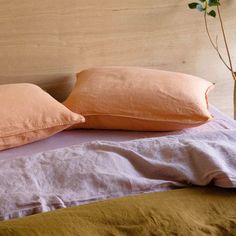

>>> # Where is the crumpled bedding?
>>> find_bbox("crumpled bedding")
[1,187,236,236]
[0,129,236,220]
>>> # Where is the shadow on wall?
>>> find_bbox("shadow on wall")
[0,74,76,102]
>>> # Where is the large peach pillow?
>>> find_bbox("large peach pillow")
[64,67,213,131]
[0,83,85,150]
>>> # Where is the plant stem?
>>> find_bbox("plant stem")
[203,12,231,71]
[234,77,236,119]
[217,6,236,81]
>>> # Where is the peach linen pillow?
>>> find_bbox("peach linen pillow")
[63,67,213,131]
[0,83,85,151]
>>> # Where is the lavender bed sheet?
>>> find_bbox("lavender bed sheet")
[1,106,235,160]
[1,106,236,220]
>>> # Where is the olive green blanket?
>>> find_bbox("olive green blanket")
[0,187,236,236]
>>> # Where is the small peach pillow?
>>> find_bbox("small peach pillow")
[0,83,85,150]
[64,67,213,131]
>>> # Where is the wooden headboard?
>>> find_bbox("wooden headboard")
[0,0,235,115]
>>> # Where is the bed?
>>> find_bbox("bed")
[0,105,236,235]
[0,1,236,235]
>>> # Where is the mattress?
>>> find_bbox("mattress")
[1,106,235,161]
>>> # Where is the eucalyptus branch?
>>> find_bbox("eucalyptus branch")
[216,6,236,81]
[215,35,218,50]
[204,11,231,71]
[188,0,236,81]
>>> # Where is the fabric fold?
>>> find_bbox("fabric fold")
[0,129,236,220]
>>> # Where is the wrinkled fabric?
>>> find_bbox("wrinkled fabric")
[0,129,236,220]
[1,187,236,236]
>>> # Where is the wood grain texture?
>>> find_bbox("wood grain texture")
[0,0,235,115]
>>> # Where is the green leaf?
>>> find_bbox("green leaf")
[208,10,217,17]
[208,0,221,7]
[188,2,199,9]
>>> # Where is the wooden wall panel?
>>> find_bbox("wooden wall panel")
[0,0,235,115]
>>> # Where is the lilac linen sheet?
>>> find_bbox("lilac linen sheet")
[1,106,235,160]
[0,106,236,220]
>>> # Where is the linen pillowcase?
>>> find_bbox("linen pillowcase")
[0,83,85,150]
[63,67,214,131]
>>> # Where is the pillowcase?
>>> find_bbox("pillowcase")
[0,83,85,151]
[63,67,213,131]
